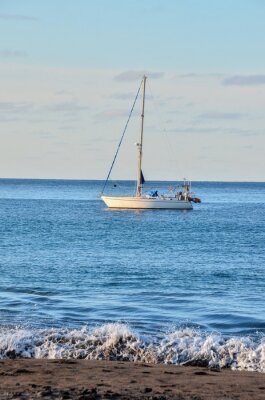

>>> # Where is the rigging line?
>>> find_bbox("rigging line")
[101,79,143,194]
[147,80,180,180]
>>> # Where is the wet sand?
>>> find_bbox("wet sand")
[0,360,264,399]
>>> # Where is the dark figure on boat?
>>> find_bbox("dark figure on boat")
[149,190,158,197]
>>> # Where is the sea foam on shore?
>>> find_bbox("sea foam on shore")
[0,323,264,372]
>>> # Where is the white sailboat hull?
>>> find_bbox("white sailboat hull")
[101,196,193,210]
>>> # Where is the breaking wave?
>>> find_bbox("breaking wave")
[0,323,265,372]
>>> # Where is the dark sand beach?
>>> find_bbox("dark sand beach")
[0,360,264,399]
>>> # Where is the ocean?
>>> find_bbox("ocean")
[0,179,265,371]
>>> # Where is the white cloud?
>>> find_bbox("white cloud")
[0,101,33,114]
[223,75,265,86]
[110,92,135,100]
[178,73,224,79]
[55,90,74,97]
[114,70,164,82]
[0,14,38,21]
[46,100,88,113]
[0,64,264,180]
[167,127,260,136]
[0,49,28,58]
[199,112,245,120]
[94,109,130,122]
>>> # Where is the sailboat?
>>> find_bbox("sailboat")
[101,76,201,209]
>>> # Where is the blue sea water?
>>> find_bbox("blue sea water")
[0,179,265,370]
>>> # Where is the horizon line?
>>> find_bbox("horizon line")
[0,177,264,184]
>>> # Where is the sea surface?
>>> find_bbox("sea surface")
[0,179,265,371]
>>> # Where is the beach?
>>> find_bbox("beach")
[0,360,265,399]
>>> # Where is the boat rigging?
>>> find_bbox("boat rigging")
[101,76,201,209]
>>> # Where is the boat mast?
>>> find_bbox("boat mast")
[136,75,146,197]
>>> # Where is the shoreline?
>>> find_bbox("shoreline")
[0,360,265,399]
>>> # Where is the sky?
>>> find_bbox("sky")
[0,0,265,181]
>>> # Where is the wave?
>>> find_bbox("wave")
[0,323,264,372]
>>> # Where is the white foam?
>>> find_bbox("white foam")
[0,324,264,372]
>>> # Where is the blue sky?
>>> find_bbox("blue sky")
[0,0,265,180]
[1,0,265,71]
